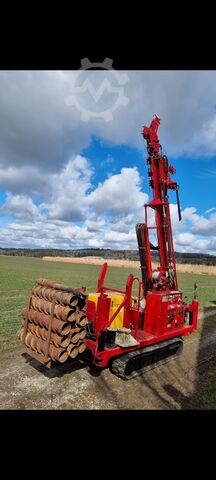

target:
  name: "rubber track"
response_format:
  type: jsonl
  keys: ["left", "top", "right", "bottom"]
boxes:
{"left": 110, "top": 337, "right": 183, "bottom": 380}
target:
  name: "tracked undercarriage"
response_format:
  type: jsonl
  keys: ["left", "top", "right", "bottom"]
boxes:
{"left": 110, "top": 337, "right": 183, "bottom": 380}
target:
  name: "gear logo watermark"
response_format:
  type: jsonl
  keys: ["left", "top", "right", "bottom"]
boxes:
{"left": 65, "top": 57, "right": 129, "bottom": 122}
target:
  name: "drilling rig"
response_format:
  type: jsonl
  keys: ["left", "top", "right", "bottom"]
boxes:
{"left": 19, "top": 115, "right": 199, "bottom": 380}
{"left": 85, "top": 115, "right": 198, "bottom": 379}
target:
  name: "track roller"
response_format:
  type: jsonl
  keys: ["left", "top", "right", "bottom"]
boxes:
{"left": 110, "top": 337, "right": 183, "bottom": 380}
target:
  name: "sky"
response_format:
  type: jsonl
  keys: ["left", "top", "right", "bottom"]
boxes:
{"left": 0, "top": 69, "right": 216, "bottom": 254}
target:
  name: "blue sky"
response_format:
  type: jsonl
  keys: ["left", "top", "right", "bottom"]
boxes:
{"left": 0, "top": 70, "right": 216, "bottom": 253}
{"left": 82, "top": 137, "right": 216, "bottom": 215}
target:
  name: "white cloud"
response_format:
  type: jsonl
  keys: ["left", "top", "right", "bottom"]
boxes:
{"left": 172, "top": 208, "right": 216, "bottom": 253}
{"left": 0, "top": 160, "right": 149, "bottom": 250}
{"left": 0, "top": 193, "right": 42, "bottom": 221}
{"left": 45, "top": 155, "right": 93, "bottom": 222}
{"left": 0, "top": 155, "right": 216, "bottom": 255}
{"left": 1, "top": 201, "right": 216, "bottom": 254}
{"left": 1, "top": 70, "right": 216, "bottom": 258}
{"left": 1, "top": 70, "right": 216, "bottom": 202}
{"left": 104, "top": 229, "right": 136, "bottom": 243}
{"left": 0, "top": 165, "right": 47, "bottom": 195}
{"left": 85, "top": 216, "right": 106, "bottom": 232}
{"left": 110, "top": 214, "right": 138, "bottom": 233}
{"left": 205, "top": 207, "right": 216, "bottom": 214}
{"left": 192, "top": 115, "right": 216, "bottom": 157}
{"left": 88, "top": 238, "right": 105, "bottom": 248}
{"left": 179, "top": 208, "right": 216, "bottom": 236}
{"left": 175, "top": 232, "right": 196, "bottom": 246}
{"left": 87, "top": 167, "right": 148, "bottom": 215}
{"left": 0, "top": 71, "right": 91, "bottom": 176}
{"left": 0, "top": 220, "right": 95, "bottom": 249}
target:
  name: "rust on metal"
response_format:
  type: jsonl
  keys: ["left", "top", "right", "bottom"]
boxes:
{"left": 54, "top": 304, "right": 75, "bottom": 322}
{"left": 67, "top": 344, "right": 79, "bottom": 359}
{"left": 77, "top": 298, "right": 86, "bottom": 310}
{"left": 52, "top": 334, "right": 70, "bottom": 348}
{"left": 25, "top": 331, "right": 69, "bottom": 362}
{"left": 22, "top": 308, "right": 71, "bottom": 335}
{"left": 78, "top": 342, "right": 87, "bottom": 354}
{"left": 24, "top": 332, "right": 32, "bottom": 348}
{"left": 76, "top": 312, "right": 88, "bottom": 327}
{"left": 34, "top": 325, "right": 70, "bottom": 347}
{"left": 35, "top": 325, "right": 42, "bottom": 338}
{"left": 45, "top": 302, "right": 55, "bottom": 360}
{"left": 70, "top": 332, "right": 80, "bottom": 344}
{"left": 30, "top": 335, "right": 38, "bottom": 351}
{"left": 37, "top": 279, "right": 57, "bottom": 288}
{"left": 78, "top": 328, "right": 87, "bottom": 340}
{"left": 30, "top": 297, "right": 74, "bottom": 322}
{"left": 17, "top": 275, "right": 88, "bottom": 368}
{"left": 20, "top": 328, "right": 26, "bottom": 343}
{"left": 49, "top": 344, "right": 69, "bottom": 363}
{"left": 25, "top": 349, "right": 52, "bottom": 368}
{"left": 37, "top": 279, "right": 88, "bottom": 298}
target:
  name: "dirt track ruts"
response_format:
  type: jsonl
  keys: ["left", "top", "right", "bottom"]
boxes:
{"left": 0, "top": 309, "right": 215, "bottom": 410}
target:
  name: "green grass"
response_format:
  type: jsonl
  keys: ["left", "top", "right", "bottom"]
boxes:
{"left": 0, "top": 255, "right": 216, "bottom": 353}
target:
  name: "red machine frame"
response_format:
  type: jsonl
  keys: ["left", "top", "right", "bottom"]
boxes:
{"left": 85, "top": 115, "right": 198, "bottom": 368}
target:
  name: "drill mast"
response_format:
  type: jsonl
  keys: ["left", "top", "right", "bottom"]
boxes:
{"left": 136, "top": 115, "right": 181, "bottom": 295}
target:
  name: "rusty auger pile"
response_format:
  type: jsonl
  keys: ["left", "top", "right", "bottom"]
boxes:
{"left": 16, "top": 278, "right": 88, "bottom": 368}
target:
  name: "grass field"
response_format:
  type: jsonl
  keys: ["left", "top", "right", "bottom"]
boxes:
{"left": 1, "top": 255, "right": 216, "bottom": 353}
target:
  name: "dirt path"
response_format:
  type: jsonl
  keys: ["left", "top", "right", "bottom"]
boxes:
{"left": 0, "top": 310, "right": 216, "bottom": 410}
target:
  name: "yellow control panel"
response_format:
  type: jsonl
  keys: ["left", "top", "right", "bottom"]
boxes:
{"left": 88, "top": 292, "right": 134, "bottom": 329}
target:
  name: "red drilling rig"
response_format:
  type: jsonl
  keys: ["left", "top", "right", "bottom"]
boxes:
{"left": 85, "top": 115, "right": 198, "bottom": 379}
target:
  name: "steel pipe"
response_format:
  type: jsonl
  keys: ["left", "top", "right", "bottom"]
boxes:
{"left": 78, "top": 328, "right": 87, "bottom": 340}
{"left": 78, "top": 341, "right": 87, "bottom": 353}
{"left": 22, "top": 308, "right": 71, "bottom": 335}
{"left": 70, "top": 332, "right": 80, "bottom": 344}
{"left": 67, "top": 344, "right": 79, "bottom": 359}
